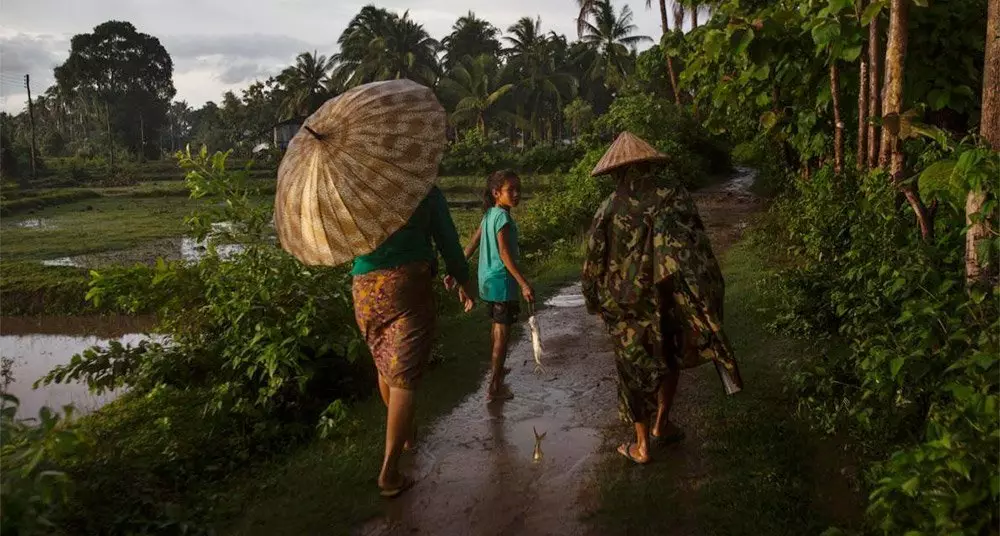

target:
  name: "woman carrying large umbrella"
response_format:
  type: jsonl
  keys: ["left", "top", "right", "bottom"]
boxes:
{"left": 275, "top": 79, "right": 476, "bottom": 497}
{"left": 582, "top": 132, "right": 743, "bottom": 465}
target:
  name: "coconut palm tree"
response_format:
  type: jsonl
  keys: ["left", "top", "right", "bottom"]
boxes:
{"left": 504, "top": 17, "right": 578, "bottom": 144}
{"left": 441, "top": 12, "right": 502, "bottom": 71}
{"left": 577, "top": 0, "right": 652, "bottom": 91}
{"left": 277, "top": 51, "right": 334, "bottom": 119}
{"left": 332, "top": 6, "right": 440, "bottom": 89}
{"left": 439, "top": 54, "right": 514, "bottom": 135}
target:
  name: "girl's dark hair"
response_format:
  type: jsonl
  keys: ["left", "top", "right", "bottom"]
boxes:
{"left": 482, "top": 169, "right": 520, "bottom": 211}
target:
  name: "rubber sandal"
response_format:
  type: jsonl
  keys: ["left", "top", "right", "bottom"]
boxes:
{"left": 379, "top": 476, "right": 414, "bottom": 498}
{"left": 616, "top": 442, "right": 649, "bottom": 465}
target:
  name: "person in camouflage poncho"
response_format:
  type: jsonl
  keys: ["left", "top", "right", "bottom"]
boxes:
{"left": 582, "top": 132, "right": 743, "bottom": 464}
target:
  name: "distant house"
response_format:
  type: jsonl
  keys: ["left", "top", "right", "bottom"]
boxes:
{"left": 273, "top": 117, "right": 304, "bottom": 150}
{"left": 246, "top": 117, "right": 305, "bottom": 155}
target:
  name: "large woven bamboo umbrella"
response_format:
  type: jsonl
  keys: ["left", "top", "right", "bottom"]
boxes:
{"left": 274, "top": 79, "right": 447, "bottom": 266}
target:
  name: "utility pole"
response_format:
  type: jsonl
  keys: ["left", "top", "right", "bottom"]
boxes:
{"left": 105, "top": 101, "right": 114, "bottom": 168}
{"left": 23, "top": 74, "right": 38, "bottom": 180}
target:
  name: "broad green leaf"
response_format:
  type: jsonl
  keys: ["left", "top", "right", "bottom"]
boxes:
{"left": 760, "top": 111, "right": 779, "bottom": 129}
{"left": 753, "top": 64, "right": 771, "bottom": 81}
{"left": 756, "top": 92, "right": 771, "bottom": 107}
{"left": 811, "top": 21, "right": 841, "bottom": 48}
{"left": 840, "top": 45, "right": 863, "bottom": 62}
{"left": 828, "top": 0, "right": 854, "bottom": 14}
{"left": 890, "top": 357, "right": 905, "bottom": 378}
{"left": 928, "top": 88, "right": 950, "bottom": 111}
{"left": 901, "top": 477, "right": 920, "bottom": 495}
{"left": 862, "top": 0, "right": 886, "bottom": 24}
{"left": 918, "top": 160, "right": 965, "bottom": 207}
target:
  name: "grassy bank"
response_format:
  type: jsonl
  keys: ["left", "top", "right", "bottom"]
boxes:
{"left": 589, "top": 240, "right": 866, "bottom": 536}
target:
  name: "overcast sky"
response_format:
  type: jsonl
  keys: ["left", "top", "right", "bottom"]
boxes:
{"left": 0, "top": 0, "right": 697, "bottom": 114}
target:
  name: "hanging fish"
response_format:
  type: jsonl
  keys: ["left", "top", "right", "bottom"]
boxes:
{"left": 527, "top": 302, "right": 545, "bottom": 374}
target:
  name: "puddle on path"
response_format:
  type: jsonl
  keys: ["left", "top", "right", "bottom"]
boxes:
{"left": 358, "top": 283, "right": 617, "bottom": 536}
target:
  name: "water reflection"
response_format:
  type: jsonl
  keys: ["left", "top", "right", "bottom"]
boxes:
{"left": 0, "top": 331, "right": 155, "bottom": 419}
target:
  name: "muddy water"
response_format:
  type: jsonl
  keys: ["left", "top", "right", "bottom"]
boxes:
{"left": 0, "top": 314, "right": 161, "bottom": 418}
{"left": 357, "top": 170, "right": 764, "bottom": 536}
{"left": 0, "top": 331, "right": 153, "bottom": 419}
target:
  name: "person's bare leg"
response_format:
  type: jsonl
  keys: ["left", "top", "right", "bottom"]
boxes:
{"left": 619, "top": 421, "right": 651, "bottom": 463}
{"left": 378, "top": 386, "right": 416, "bottom": 490}
{"left": 489, "top": 322, "right": 511, "bottom": 398}
{"left": 378, "top": 375, "right": 414, "bottom": 449}
{"left": 377, "top": 374, "right": 391, "bottom": 406}
{"left": 653, "top": 370, "right": 681, "bottom": 438}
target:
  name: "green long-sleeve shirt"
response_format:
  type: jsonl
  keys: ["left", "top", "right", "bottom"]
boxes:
{"left": 351, "top": 186, "right": 470, "bottom": 283}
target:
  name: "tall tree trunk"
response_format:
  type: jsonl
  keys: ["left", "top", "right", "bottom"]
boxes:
{"left": 967, "top": 0, "right": 999, "bottom": 286}
{"left": 667, "top": 56, "right": 682, "bottom": 104}
{"left": 830, "top": 61, "right": 845, "bottom": 174}
{"left": 855, "top": 0, "right": 869, "bottom": 173}
{"left": 882, "top": 0, "right": 933, "bottom": 239}
{"left": 660, "top": 0, "right": 682, "bottom": 104}
{"left": 690, "top": 6, "right": 698, "bottom": 29}
{"left": 857, "top": 58, "right": 869, "bottom": 170}
{"left": 868, "top": 13, "right": 882, "bottom": 168}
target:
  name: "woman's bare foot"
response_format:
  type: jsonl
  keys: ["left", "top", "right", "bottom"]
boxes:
{"left": 486, "top": 382, "right": 514, "bottom": 402}
{"left": 616, "top": 442, "right": 650, "bottom": 464}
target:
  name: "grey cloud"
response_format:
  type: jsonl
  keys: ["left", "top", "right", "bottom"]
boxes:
{"left": 216, "top": 61, "right": 279, "bottom": 85}
{"left": 162, "top": 33, "right": 333, "bottom": 63}
{"left": 0, "top": 32, "right": 67, "bottom": 79}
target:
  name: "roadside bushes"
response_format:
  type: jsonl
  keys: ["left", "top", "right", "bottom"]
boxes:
{"left": 761, "top": 159, "right": 999, "bottom": 535}
{"left": 439, "top": 129, "right": 584, "bottom": 175}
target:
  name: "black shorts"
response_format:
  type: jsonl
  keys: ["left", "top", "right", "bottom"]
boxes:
{"left": 486, "top": 300, "right": 520, "bottom": 325}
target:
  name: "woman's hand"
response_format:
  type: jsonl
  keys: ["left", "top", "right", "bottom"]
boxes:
{"left": 443, "top": 274, "right": 457, "bottom": 290}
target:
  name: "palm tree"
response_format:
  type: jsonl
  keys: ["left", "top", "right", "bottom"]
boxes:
{"left": 381, "top": 12, "right": 440, "bottom": 85}
{"left": 504, "top": 17, "right": 578, "bottom": 144}
{"left": 441, "top": 12, "right": 502, "bottom": 71}
{"left": 333, "top": 6, "right": 440, "bottom": 88}
{"left": 578, "top": 0, "right": 652, "bottom": 91}
{"left": 277, "top": 51, "right": 334, "bottom": 119}
{"left": 672, "top": 2, "right": 686, "bottom": 31}
{"left": 644, "top": 0, "right": 682, "bottom": 103}
{"left": 439, "top": 54, "right": 514, "bottom": 135}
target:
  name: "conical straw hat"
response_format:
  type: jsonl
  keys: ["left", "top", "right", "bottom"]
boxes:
{"left": 274, "top": 79, "right": 447, "bottom": 266}
{"left": 590, "top": 131, "right": 668, "bottom": 177}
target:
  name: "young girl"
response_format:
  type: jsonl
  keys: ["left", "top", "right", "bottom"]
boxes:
{"left": 449, "top": 170, "right": 534, "bottom": 401}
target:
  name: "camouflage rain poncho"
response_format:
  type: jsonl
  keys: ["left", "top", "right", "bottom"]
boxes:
{"left": 582, "top": 168, "right": 743, "bottom": 424}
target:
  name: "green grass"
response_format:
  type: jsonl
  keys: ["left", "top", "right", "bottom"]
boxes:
{"left": 589, "top": 241, "right": 865, "bottom": 536}
{"left": 0, "top": 197, "right": 200, "bottom": 262}
{"left": 209, "top": 244, "right": 583, "bottom": 536}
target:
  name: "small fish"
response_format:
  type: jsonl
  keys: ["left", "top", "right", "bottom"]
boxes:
{"left": 528, "top": 314, "right": 545, "bottom": 374}
{"left": 532, "top": 426, "right": 547, "bottom": 463}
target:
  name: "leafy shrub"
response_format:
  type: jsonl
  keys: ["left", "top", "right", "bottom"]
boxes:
{"left": 440, "top": 129, "right": 584, "bottom": 176}
{"left": 439, "top": 129, "right": 501, "bottom": 175}
{"left": 33, "top": 149, "right": 374, "bottom": 532}
{"left": 593, "top": 92, "right": 732, "bottom": 178}
{"left": 1, "top": 395, "right": 91, "bottom": 535}
{"left": 761, "top": 150, "right": 999, "bottom": 535}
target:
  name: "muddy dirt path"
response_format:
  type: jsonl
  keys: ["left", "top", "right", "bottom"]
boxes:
{"left": 358, "top": 169, "right": 764, "bottom": 536}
